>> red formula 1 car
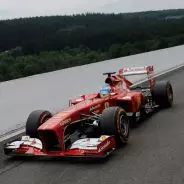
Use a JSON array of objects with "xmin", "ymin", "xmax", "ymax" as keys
[{"xmin": 4, "ymin": 66, "xmax": 173, "ymax": 158}]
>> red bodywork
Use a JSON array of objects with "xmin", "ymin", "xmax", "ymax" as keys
[{"xmin": 5, "ymin": 66, "xmax": 155, "ymax": 158}]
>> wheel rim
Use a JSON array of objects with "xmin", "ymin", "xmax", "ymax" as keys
[{"xmin": 119, "ymin": 115, "xmax": 128, "ymax": 137}]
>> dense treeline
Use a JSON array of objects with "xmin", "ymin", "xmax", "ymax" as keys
[{"xmin": 1, "ymin": 9, "xmax": 184, "ymax": 81}]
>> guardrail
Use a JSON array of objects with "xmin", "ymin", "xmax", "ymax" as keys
[{"xmin": 1, "ymin": 62, "xmax": 184, "ymax": 143}]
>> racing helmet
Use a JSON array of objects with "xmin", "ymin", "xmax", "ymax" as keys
[{"xmin": 100, "ymin": 84, "xmax": 111, "ymax": 97}]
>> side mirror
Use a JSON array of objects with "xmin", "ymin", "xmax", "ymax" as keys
[{"xmin": 69, "ymin": 100, "xmax": 72, "ymax": 107}]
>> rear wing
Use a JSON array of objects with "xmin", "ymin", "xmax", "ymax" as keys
[
  {"xmin": 119, "ymin": 66, "xmax": 154, "ymax": 76},
  {"xmin": 119, "ymin": 66, "xmax": 155, "ymax": 88}
]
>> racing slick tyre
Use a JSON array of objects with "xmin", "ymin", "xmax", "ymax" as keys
[
  {"xmin": 152, "ymin": 81, "xmax": 173, "ymax": 108},
  {"xmin": 100, "ymin": 107, "xmax": 129, "ymax": 146},
  {"xmin": 26, "ymin": 110, "xmax": 52, "ymax": 138}
]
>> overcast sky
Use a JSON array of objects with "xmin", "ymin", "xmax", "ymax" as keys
[{"xmin": 1, "ymin": 0, "xmax": 184, "ymax": 20}]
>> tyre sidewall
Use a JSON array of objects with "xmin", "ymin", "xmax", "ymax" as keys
[
  {"xmin": 26, "ymin": 110, "xmax": 52, "ymax": 138},
  {"xmin": 115, "ymin": 108, "xmax": 130, "ymax": 145}
]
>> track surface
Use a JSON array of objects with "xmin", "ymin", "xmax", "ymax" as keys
[{"xmin": 0, "ymin": 69, "xmax": 184, "ymax": 184}]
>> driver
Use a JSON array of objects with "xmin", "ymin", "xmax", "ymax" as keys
[{"xmin": 99, "ymin": 84, "xmax": 111, "ymax": 98}]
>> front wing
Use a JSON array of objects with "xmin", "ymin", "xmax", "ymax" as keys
[{"xmin": 4, "ymin": 135, "xmax": 116, "ymax": 158}]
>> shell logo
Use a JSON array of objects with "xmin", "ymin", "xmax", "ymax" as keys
[{"xmin": 101, "ymin": 135, "xmax": 108, "ymax": 141}]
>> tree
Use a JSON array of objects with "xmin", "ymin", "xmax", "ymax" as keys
[{"xmin": 109, "ymin": 44, "xmax": 123, "ymax": 58}]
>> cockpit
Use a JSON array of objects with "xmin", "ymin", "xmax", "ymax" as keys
[{"xmin": 99, "ymin": 84, "xmax": 111, "ymax": 98}]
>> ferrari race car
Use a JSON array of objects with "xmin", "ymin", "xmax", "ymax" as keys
[{"xmin": 4, "ymin": 66, "xmax": 173, "ymax": 158}]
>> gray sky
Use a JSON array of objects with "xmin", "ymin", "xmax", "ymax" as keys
[{"xmin": 1, "ymin": 0, "xmax": 184, "ymax": 20}]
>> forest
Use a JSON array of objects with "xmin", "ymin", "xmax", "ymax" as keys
[{"xmin": 1, "ymin": 9, "xmax": 184, "ymax": 81}]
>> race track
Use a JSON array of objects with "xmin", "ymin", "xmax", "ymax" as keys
[{"xmin": 0, "ymin": 67, "xmax": 184, "ymax": 184}]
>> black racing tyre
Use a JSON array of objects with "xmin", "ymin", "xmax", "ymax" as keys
[
  {"xmin": 26, "ymin": 110, "xmax": 52, "ymax": 138},
  {"xmin": 100, "ymin": 107, "xmax": 129, "ymax": 146},
  {"xmin": 152, "ymin": 81, "xmax": 173, "ymax": 108}
]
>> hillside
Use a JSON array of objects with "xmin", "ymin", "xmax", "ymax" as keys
[{"xmin": 1, "ymin": 9, "xmax": 184, "ymax": 81}]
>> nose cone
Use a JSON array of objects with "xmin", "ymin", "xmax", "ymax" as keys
[{"xmin": 38, "ymin": 112, "xmax": 70, "ymax": 131}]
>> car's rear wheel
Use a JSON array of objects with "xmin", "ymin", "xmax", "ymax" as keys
[
  {"xmin": 26, "ymin": 110, "xmax": 52, "ymax": 138},
  {"xmin": 152, "ymin": 81, "xmax": 173, "ymax": 108},
  {"xmin": 100, "ymin": 107, "xmax": 129, "ymax": 146}
]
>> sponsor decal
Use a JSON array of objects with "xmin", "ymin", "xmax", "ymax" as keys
[
  {"xmin": 52, "ymin": 116, "xmax": 63, "ymax": 119},
  {"xmin": 120, "ymin": 67, "xmax": 148, "ymax": 75},
  {"xmin": 100, "ymin": 135, "xmax": 108, "ymax": 141},
  {"xmin": 104, "ymin": 102, "xmax": 110, "ymax": 109},
  {"xmin": 6, "ymin": 137, "xmax": 43, "ymax": 149},
  {"xmin": 98, "ymin": 140, "xmax": 110, "ymax": 152},
  {"xmin": 60, "ymin": 118, "xmax": 72, "ymax": 126},
  {"xmin": 21, "ymin": 136, "xmax": 30, "ymax": 141},
  {"xmin": 90, "ymin": 104, "xmax": 100, "ymax": 112},
  {"xmin": 70, "ymin": 138, "xmax": 99, "ymax": 150},
  {"xmin": 122, "ymin": 96, "xmax": 131, "ymax": 100},
  {"xmin": 125, "ymin": 67, "xmax": 146, "ymax": 72}
]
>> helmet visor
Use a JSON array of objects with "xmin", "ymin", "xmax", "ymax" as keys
[{"xmin": 100, "ymin": 88, "xmax": 110, "ymax": 95}]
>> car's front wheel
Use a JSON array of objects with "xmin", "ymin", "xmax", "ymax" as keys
[
  {"xmin": 100, "ymin": 107, "xmax": 130, "ymax": 146},
  {"xmin": 26, "ymin": 110, "xmax": 52, "ymax": 138}
]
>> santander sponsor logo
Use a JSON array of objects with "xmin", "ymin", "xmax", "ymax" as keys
[{"xmin": 98, "ymin": 140, "xmax": 110, "ymax": 152}]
